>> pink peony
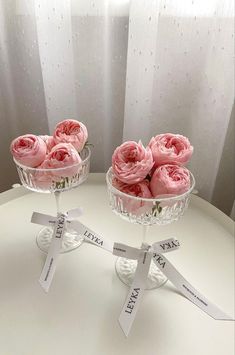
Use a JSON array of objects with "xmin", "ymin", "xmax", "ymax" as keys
[
  {"xmin": 39, "ymin": 135, "xmax": 56, "ymax": 153},
  {"xmin": 112, "ymin": 177, "xmax": 153, "ymax": 215},
  {"xmin": 33, "ymin": 143, "xmax": 82, "ymax": 190},
  {"xmin": 112, "ymin": 141, "xmax": 153, "ymax": 184},
  {"xmin": 10, "ymin": 134, "xmax": 47, "ymax": 168},
  {"xmin": 39, "ymin": 143, "xmax": 82, "ymax": 177},
  {"xmin": 32, "ymin": 169, "xmax": 54, "ymax": 190},
  {"xmin": 150, "ymin": 164, "xmax": 191, "ymax": 197},
  {"xmin": 113, "ymin": 178, "xmax": 152, "ymax": 199},
  {"xmin": 148, "ymin": 133, "xmax": 193, "ymax": 166},
  {"xmin": 54, "ymin": 119, "xmax": 88, "ymax": 152}
]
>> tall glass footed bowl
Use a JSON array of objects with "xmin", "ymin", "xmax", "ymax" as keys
[
  {"xmin": 14, "ymin": 146, "xmax": 91, "ymax": 253},
  {"xmin": 106, "ymin": 167, "xmax": 195, "ymax": 289}
]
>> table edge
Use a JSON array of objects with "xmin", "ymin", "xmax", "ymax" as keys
[{"xmin": 0, "ymin": 173, "xmax": 234, "ymax": 235}]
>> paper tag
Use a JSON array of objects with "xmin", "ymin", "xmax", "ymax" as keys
[
  {"xmin": 39, "ymin": 213, "xmax": 67, "ymax": 292},
  {"xmin": 152, "ymin": 253, "xmax": 233, "ymax": 320},
  {"xmin": 118, "ymin": 246, "xmax": 152, "ymax": 337}
]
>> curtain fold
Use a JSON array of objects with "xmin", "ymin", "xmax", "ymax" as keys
[
  {"xmin": 124, "ymin": 0, "xmax": 234, "ymax": 203},
  {"xmin": 35, "ymin": 0, "xmax": 77, "ymax": 132},
  {"xmin": 0, "ymin": 0, "xmax": 234, "ymax": 216},
  {"xmin": 123, "ymin": 0, "xmax": 160, "ymax": 142}
]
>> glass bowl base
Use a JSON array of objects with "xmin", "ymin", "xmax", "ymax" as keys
[
  {"xmin": 36, "ymin": 227, "xmax": 83, "ymax": 254},
  {"xmin": 115, "ymin": 257, "xmax": 168, "ymax": 290}
]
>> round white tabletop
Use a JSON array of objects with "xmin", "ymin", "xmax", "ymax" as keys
[{"xmin": 0, "ymin": 173, "xmax": 234, "ymax": 355}]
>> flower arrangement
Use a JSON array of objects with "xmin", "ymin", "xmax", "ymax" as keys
[
  {"xmin": 10, "ymin": 119, "xmax": 89, "ymax": 190},
  {"xmin": 111, "ymin": 133, "xmax": 193, "ymax": 215}
]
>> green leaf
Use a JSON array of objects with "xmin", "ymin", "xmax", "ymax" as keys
[{"xmin": 152, "ymin": 201, "xmax": 162, "ymax": 216}]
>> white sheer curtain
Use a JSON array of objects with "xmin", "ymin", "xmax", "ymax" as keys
[{"xmin": 0, "ymin": 0, "xmax": 234, "ymax": 216}]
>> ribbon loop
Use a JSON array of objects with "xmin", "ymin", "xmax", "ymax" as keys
[
  {"xmin": 67, "ymin": 207, "xmax": 83, "ymax": 219},
  {"xmin": 31, "ymin": 212, "xmax": 56, "ymax": 227}
]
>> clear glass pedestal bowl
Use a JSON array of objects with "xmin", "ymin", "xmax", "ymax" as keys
[
  {"xmin": 14, "ymin": 146, "xmax": 91, "ymax": 253},
  {"xmin": 106, "ymin": 167, "xmax": 195, "ymax": 289}
]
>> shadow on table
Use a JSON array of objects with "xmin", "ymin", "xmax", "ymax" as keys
[{"xmin": 0, "ymin": 239, "xmax": 46, "ymax": 302}]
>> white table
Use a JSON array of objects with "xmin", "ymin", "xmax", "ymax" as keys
[{"xmin": 0, "ymin": 174, "xmax": 234, "ymax": 355}]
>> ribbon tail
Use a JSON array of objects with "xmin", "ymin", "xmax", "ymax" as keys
[
  {"xmin": 39, "ymin": 213, "xmax": 66, "ymax": 292},
  {"xmin": 119, "ymin": 250, "xmax": 152, "ymax": 337},
  {"xmin": 39, "ymin": 241, "xmax": 61, "ymax": 293},
  {"xmin": 31, "ymin": 212, "xmax": 56, "ymax": 227},
  {"xmin": 118, "ymin": 285, "xmax": 145, "ymax": 337},
  {"xmin": 152, "ymin": 253, "xmax": 234, "ymax": 321},
  {"xmin": 70, "ymin": 220, "xmax": 114, "ymax": 253}
]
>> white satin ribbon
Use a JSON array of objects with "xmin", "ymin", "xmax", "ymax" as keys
[
  {"xmin": 113, "ymin": 239, "xmax": 233, "ymax": 337},
  {"xmin": 117, "ymin": 244, "xmax": 152, "ymax": 336},
  {"xmin": 70, "ymin": 219, "xmax": 113, "ymax": 253},
  {"xmin": 31, "ymin": 212, "xmax": 233, "ymax": 335},
  {"xmin": 38, "ymin": 212, "xmax": 67, "ymax": 292},
  {"xmin": 31, "ymin": 209, "xmax": 114, "ymax": 292}
]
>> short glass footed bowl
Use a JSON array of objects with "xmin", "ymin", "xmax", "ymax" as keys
[
  {"xmin": 14, "ymin": 147, "xmax": 91, "ymax": 193},
  {"xmin": 14, "ymin": 146, "xmax": 91, "ymax": 253},
  {"xmin": 106, "ymin": 167, "xmax": 195, "ymax": 289},
  {"xmin": 106, "ymin": 167, "xmax": 195, "ymax": 226}
]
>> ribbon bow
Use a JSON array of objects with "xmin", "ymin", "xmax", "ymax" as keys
[
  {"xmin": 31, "ymin": 211, "xmax": 233, "ymax": 335},
  {"xmin": 113, "ymin": 239, "xmax": 233, "ymax": 336},
  {"xmin": 31, "ymin": 209, "xmax": 113, "ymax": 292}
]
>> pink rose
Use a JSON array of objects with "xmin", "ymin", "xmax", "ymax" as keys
[
  {"xmin": 113, "ymin": 177, "xmax": 153, "ymax": 215},
  {"xmin": 54, "ymin": 119, "xmax": 88, "ymax": 152},
  {"xmin": 40, "ymin": 143, "xmax": 82, "ymax": 177},
  {"xmin": 150, "ymin": 164, "xmax": 191, "ymax": 197},
  {"xmin": 39, "ymin": 135, "xmax": 56, "ymax": 153},
  {"xmin": 112, "ymin": 141, "xmax": 153, "ymax": 184},
  {"xmin": 10, "ymin": 134, "xmax": 47, "ymax": 168},
  {"xmin": 148, "ymin": 133, "xmax": 193, "ymax": 166}
]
